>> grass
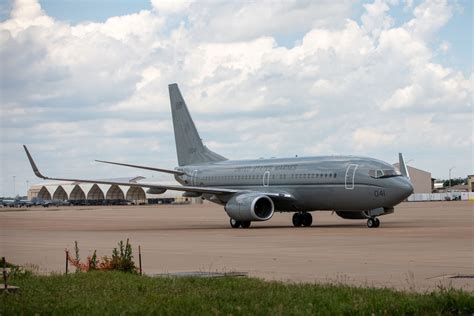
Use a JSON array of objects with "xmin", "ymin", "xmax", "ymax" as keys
[{"xmin": 1, "ymin": 272, "xmax": 473, "ymax": 315}]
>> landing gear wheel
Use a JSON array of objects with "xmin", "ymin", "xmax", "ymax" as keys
[
  {"xmin": 373, "ymin": 218, "xmax": 380, "ymax": 228},
  {"xmin": 302, "ymin": 213, "xmax": 313, "ymax": 227},
  {"xmin": 292, "ymin": 213, "xmax": 303, "ymax": 227},
  {"xmin": 367, "ymin": 218, "xmax": 374, "ymax": 228},
  {"xmin": 230, "ymin": 218, "xmax": 241, "ymax": 228},
  {"xmin": 241, "ymin": 221, "xmax": 251, "ymax": 228},
  {"xmin": 367, "ymin": 217, "xmax": 379, "ymax": 228}
]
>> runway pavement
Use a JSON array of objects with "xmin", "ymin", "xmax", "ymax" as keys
[{"xmin": 1, "ymin": 201, "xmax": 472, "ymax": 291}]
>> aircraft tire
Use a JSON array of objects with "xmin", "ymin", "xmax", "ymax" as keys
[
  {"xmin": 302, "ymin": 213, "xmax": 313, "ymax": 227},
  {"xmin": 367, "ymin": 218, "xmax": 375, "ymax": 228},
  {"xmin": 241, "ymin": 221, "xmax": 251, "ymax": 228},
  {"xmin": 292, "ymin": 213, "xmax": 303, "ymax": 227},
  {"xmin": 374, "ymin": 218, "xmax": 380, "ymax": 228},
  {"xmin": 230, "ymin": 218, "xmax": 241, "ymax": 228}
]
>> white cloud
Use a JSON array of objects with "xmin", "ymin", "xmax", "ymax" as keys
[
  {"xmin": 0, "ymin": 0, "xmax": 472, "ymax": 195},
  {"xmin": 404, "ymin": 0, "xmax": 453, "ymax": 40},
  {"xmin": 352, "ymin": 128, "xmax": 396, "ymax": 150},
  {"xmin": 151, "ymin": 0, "xmax": 191, "ymax": 14},
  {"xmin": 184, "ymin": 1, "xmax": 353, "ymax": 42},
  {"xmin": 382, "ymin": 84, "xmax": 422, "ymax": 110},
  {"xmin": 361, "ymin": 0, "xmax": 394, "ymax": 38}
]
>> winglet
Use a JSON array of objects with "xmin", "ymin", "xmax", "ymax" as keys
[
  {"xmin": 23, "ymin": 145, "xmax": 48, "ymax": 179},
  {"xmin": 398, "ymin": 153, "xmax": 410, "ymax": 179}
]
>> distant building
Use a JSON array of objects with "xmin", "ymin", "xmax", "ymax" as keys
[
  {"xmin": 393, "ymin": 163, "xmax": 432, "ymax": 193},
  {"xmin": 468, "ymin": 175, "xmax": 474, "ymax": 192},
  {"xmin": 27, "ymin": 178, "xmax": 201, "ymax": 205},
  {"xmin": 451, "ymin": 184, "xmax": 469, "ymax": 192}
]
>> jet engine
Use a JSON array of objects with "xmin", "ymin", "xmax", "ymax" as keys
[
  {"xmin": 224, "ymin": 193, "xmax": 274, "ymax": 221},
  {"xmin": 336, "ymin": 207, "xmax": 394, "ymax": 219}
]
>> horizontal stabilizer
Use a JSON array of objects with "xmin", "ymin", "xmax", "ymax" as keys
[{"xmin": 95, "ymin": 160, "xmax": 184, "ymax": 176}]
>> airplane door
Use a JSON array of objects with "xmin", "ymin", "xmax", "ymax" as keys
[
  {"xmin": 345, "ymin": 164, "xmax": 358, "ymax": 190},
  {"xmin": 192, "ymin": 170, "xmax": 198, "ymax": 186},
  {"xmin": 263, "ymin": 171, "xmax": 270, "ymax": 187}
]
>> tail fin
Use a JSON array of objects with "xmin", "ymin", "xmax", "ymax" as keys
[{"xmin": 168, "ymin": 84, "xmax": 227, "ymax": 166}]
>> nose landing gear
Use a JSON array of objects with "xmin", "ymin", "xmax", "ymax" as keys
[
  {"xmin": 292, "ymin": 212, "xmax": 313, "ymax": 227},
  {"xmin": 367, "ymin": 217, "xmax": 380, "ymax": 228}
]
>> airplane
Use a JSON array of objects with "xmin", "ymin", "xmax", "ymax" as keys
[
  {"xmin": 1, "ymin": 196, "xmax": 33, "ymax": 207},
  {"xmin": 24, "ymin": 83, "xmax": 414, "ymax": 229},
  {"xmin": 1, "ymin": 198, "xmax": 17, "ymax": 207}
]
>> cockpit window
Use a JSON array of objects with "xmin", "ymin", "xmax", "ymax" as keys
[{"xmin": 369, "ymin": 169, "xmax": 401, "ymax": 179}]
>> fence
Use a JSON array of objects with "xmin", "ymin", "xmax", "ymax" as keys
[{"xmin": 407, "ymin": 192, "xmax": 474, "ymax": 202}]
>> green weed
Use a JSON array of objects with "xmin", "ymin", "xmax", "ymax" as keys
[{"xmin": 1, "ymin": 272, "xmax": 472, "ymax": 315}]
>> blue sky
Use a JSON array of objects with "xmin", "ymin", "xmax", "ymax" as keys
[{"xmin": 0, "ymin": 0, "xmax": 472, "ymax": 196}]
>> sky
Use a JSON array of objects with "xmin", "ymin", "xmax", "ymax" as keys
[{"xmin": 0, "ymin": 0, "xmax": 472, "ymax": 196}]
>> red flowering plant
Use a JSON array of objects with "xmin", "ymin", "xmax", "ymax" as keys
[{"xmin": 66, "ymin": 239, "xmax": 138, "ymax": 273}]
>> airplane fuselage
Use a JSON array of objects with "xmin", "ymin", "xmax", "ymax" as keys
[{"xmin": 175, "ymin": 155, "xmax": 413, "ymax": 212}]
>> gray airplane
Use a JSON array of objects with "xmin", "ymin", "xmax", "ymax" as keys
[{"xmin": 24, "ymin": 83, "xmax": 413, "ymax": 229}]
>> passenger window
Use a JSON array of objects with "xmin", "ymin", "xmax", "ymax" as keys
[{"xmin": 334, "ymin": 173, "xmax": 337, "ymax": 178}]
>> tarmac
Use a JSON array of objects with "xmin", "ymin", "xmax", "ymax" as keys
[{"xmin": 1, "ymin": 201, "xmax": 472, "ymax": 292}]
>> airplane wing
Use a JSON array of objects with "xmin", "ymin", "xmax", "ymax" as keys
[
  {"xmin": 24, "ymin": 145, "xmax": 236, "ymax": 195},
  {"xmin": 24, "ymin": 145, "xmax": 295, "ymax": 200}
]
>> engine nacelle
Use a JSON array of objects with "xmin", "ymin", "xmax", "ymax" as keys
[
  {"xmin": 182, "ymin": 191, "xmax": 202, "ymax": 198},
  {"xmin": 335, "ymin": 211, "xmax": 368, "ymax": 219},
  {"xmin": 146, "ymin": 188, "xmax": 167, "ymax": 194},
  {"xmin": 336, "ymin": 207, "xmax": 394, "ymax": 220},
  {"xmin": 224, "ymin": 193, "xmax": 274, "ymax": 221}
]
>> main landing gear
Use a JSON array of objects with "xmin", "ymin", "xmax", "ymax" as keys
[
  {"xmin": 367, "ymin": 217, "xmax": 380, "ymax": 228},
  {"xmin": 292, "ymin": 212, "xmax": 313, "ymax": 227},
  {"xmin": 230, "ymin": 218, "xmax": 251, "ymax": 228}
]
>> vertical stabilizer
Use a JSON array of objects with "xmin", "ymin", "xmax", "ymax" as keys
[{"xmin": 169, "ymin": 84, "xmax": 227, "ymax": 166}]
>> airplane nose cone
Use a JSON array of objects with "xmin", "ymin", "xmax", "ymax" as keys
[{"xmin": 398, "ymin": 177, "xmax": 414, "ymax": 199}]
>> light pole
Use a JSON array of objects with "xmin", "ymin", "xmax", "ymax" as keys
[
  {"xmin": 13, "ymin": 176, "xmax": 16, "ymax": 197},
  {"xmin": 449, "ymin": 166, "xmax": 455, "ymax": 192},
  {"xmin": 26, "ymin": 180, "xmax": 29, "ymax": 197}
]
